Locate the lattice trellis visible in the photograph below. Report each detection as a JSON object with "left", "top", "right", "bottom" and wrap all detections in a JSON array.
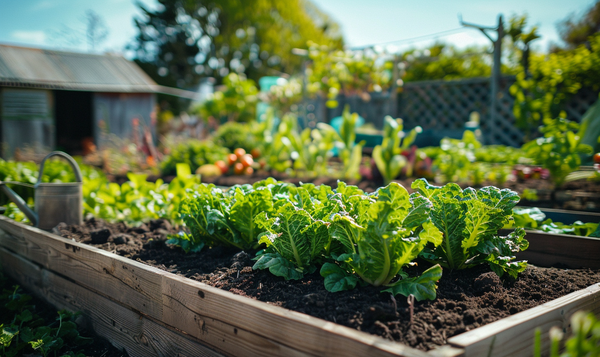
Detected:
[
  {"left": 399, "top": 77, "right": 490, "bottom": 132},
  {"left": 307, "top": 76, "right": 598, "bottom": 147}
]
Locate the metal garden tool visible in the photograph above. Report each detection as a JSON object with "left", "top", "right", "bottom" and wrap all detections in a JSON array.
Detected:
[{"left": 0, "top": 151, "right": 83, "bottom": 230}]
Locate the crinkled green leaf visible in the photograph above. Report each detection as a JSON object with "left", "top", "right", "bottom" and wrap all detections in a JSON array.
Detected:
[
  {"left": 229, "top": 187, "right": 273, "bottom": 248},
  {"left": 382, "top": 264, "right": 443, "bottom": 301},
  {"left": 413, "top": 179, "right": 528, "bottom": 275},
  {"left": 255, "top": 201, "right": 330, "bottom": 271},
  {"left": 252, "top": 252, "right": 305, "bottom": 280},
  {"left": 320, "top": 262, "right": 359, "bottom": 292},
  {"left": 329, "top": 182, "right": 435, "bottom": 287}
]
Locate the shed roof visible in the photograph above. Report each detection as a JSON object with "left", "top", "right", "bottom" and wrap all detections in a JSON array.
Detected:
[{"left": 0, "top": 44, "right": 197, "bottom": 98}]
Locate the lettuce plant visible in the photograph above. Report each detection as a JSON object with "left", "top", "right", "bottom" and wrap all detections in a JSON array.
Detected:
[
  {"left": 253, "top": 184, "right": 341, "bottom": 280},
  {"left": 411, "top": 178, "right": 529, "bottom": 278},
  {"left": 321, "top": 182, "right": 443, "bottom": 301},
  {"left": 175, "top": 181, "right": 276, "bottom": 252}
]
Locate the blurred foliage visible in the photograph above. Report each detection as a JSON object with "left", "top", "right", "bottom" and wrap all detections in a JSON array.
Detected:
[
  {"left": 0, "top": 158, "right": 104, "bottom": 206},
  {"left": 400, "top": 43, "right": 493, "bottom": 82},
  {"left": 535, "top": 311, "right": 600, "bottom": 357},
  {"left": 277, "top": 113, "right": 335, "bottom": 177},
  {"left": 83, "top": 168, "right": 201, "bottom": 225},
  {"left": 194, "top": 73, "right": 259, "bottom": 122},
  {"left": 305, "top": 42, "right": 393, "bottom": 108},
  {"left": 504, "top": 14, "right": 541, "bottom": 74},
  {"left": 131, "top": 0, "right": 342, "bottom": 113},
  {"left": 160, "top": 137, "right": 229, "bottom": 176},
  {"left": 211, "top": 122, "right": 258, "bottom": 152},
  {"left": 522, "top": 117, "right": 593, "bottom": 187},
  {"left": 557, "top": 0, "right": 600, "bottom": 50},
  {"left": 510, "top": 33, "right": 600, "bottom": 139}
]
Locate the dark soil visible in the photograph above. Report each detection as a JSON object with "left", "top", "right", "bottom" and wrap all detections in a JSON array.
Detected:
[{"left": 54, "top": 218, "right": 600, "bottom": 352}]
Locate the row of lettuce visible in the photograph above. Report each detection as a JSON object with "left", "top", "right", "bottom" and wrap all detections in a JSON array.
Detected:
[
  {"left": 172, "top": 177, "right": 528, "bottom": 301},
  {"left": 1, "top": 157, "right": 599, "bottom": 300}
]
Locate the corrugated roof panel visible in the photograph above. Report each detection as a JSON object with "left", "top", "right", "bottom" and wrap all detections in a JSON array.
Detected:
[{"left": 0, "top": 44, "right": 160, "bottom": 92}]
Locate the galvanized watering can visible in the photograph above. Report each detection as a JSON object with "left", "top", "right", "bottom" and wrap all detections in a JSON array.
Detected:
[{"left": 0, "top": 151, "right": 83, "bottom": 230}]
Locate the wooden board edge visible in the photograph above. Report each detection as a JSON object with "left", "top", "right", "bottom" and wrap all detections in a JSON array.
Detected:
[
  {"left": 0, "top": 246, "right": 225, "bottom": 357},
  {"left": 0, "top": 216, "right": 432, "bottom": 357},
  {"left": 447, "top": 283, "right": 600, "bottom": 356}
]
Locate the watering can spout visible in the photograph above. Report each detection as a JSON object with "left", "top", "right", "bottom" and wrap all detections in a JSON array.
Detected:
[{"left": 0, "top": 184, "right": 38, "bottom": 226}]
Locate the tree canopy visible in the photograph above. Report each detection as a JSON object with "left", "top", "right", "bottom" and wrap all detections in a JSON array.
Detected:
[
  {"left": 130, "top": 0, "right": 343, "bottom": 112},
  {"left": 558, "top": 0, "right": 600, "bottom": 49}
]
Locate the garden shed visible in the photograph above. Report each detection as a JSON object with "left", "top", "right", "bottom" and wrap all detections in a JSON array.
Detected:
[{"left": 0, "top": 44, "right": 194, "bottom": 158}]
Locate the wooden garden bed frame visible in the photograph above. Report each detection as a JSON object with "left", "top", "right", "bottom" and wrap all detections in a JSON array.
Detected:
[{"left": 1, "top": 215, "right": 599, "bottom": 357}]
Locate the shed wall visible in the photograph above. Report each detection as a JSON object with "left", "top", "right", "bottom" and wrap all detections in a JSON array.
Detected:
[
  {"left": 0, "top": 88, "right": 54, "bottom": 158},
  {"left": 93, "top": 93, "right": 156, "bottom": 147}
]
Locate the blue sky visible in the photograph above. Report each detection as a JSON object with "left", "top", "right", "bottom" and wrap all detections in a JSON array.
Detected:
[{"left": 0, "top": 0, "right": 596, "bottom": 56}]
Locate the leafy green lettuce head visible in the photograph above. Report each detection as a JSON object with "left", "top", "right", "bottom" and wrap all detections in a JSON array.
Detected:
[
  {"left": 322, "top": 182, "right": 443, "bottom": 301},
  {"left": 411, "top": 178, "right": 529, "bottom": 278}
]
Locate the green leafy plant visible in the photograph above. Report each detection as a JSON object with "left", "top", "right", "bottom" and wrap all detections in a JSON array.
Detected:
[
  {"left": 412, "top": 178, "right": 529, "bottom": 278},
  {"left": 318, "top": 106, "right": 365, "bottom": 179},
  {"left": 321, "top": 182, "right": 443, "bottom": 301},
  {"left": 372, "top": 116, "right": 414, "bottom": 184},
  {"left": 510, "top": 207, "right": 600, "bottom": 237},
  {"left": 433, "top": 130, "right": 481, "bottom": 183},
  {"left": 174, "top": 178, "right": 288, "bottom": 252},
  {"left": 84, "top": 164, "right": 200, "bottom": 225},
  {"left": 0, "top": 273, "right": 92, "bottom": 357},
  {"left": 253, "top": 183, "right": 341, "bottom": 279},
  {"left": 522, "top": 117, "right": 593, "bottom": 187},
  {"left": 277, "top": 114, "right": 336, "bottom": 177},
  {"left": 160, "top": 138, "right": 229, "bottom": 176}
]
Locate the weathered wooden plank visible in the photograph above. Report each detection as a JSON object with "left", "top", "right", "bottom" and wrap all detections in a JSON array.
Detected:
[
  {"left": 448, "top": 283, "right": 600, "bottom": 357},
  {"left": 0, "top": 216, "right": 432, "bottom": 357},
  {"left": 0, "top": 246, "right": 224, "bottom": 357},
  {"left": 513, "top": 230, "right": 600, "bottom": 269},
  {"left": 0, "top": 219, "right": 317, "bottom": 357},
  {"left": 0, "top": 216, "right": 166, "bottom": 318},
  {"left": 426, "top": 346, "right": 464, "bottom": 357},
  {"left": 162, "top": 274, "right": 431, "bottom": 357}
]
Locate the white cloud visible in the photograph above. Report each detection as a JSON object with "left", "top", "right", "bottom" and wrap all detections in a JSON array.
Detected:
[
  {"left": 11, "top": 31, "right": 47, "bottom": 44},
  {"left": 32, "top": 0, "right": 57, "bottom": 10}
]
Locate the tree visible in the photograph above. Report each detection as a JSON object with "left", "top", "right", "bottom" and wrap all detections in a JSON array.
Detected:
[
  {"left": 85, "top": 10, "right": 109, "bottom": 52},
  {"left": 130, "top": 0, "right": 343, "bottom": 113},
  {"left": 48, "top": 10, "right": 109, "bottom": 53},
  {"left": 505, "top": 14, "right": 540, "bottom": 75},
  {"left": 558, "top": 0, "right": 600, "bottom": 49}
]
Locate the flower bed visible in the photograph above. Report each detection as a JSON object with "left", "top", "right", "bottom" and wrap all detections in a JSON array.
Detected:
[{"left": 1, "top": 216, "right": 600, "bottom": 357}]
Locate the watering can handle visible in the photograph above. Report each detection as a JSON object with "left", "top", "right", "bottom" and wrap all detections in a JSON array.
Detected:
[{"left": 36, "top": 151, "right": 83, "bottom": 186}]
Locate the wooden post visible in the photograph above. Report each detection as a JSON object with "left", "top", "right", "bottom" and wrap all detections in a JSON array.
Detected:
[{"left": 459, "top": 14, "right": 505, "bottom": 144}]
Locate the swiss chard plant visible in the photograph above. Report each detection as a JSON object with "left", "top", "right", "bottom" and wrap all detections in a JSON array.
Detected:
[
  {"left": 321, "top": 182, "right": 443, "bottom": 301},
  {"left": 372, "top": 116, "right": 407, "bottom": 184},
  {"left": 317, "top": 106, "right": 365, "bottom": 180},
  {"left": 411, "top": 178, "right": 529, "bottom": 278}
]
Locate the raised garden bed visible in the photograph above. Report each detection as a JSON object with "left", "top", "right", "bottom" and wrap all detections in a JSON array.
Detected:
[{"left": 1, "top": 216, "right": 600, "bottom": 357}]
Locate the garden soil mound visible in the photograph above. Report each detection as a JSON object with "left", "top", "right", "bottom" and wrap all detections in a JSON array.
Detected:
[{"left": 55, "top": 218, "right": 600, "bottom": 352}]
